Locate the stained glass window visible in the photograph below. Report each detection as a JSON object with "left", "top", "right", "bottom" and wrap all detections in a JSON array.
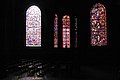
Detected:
[
  {"left": 62, "top": 15, "right": 70, "bottom": 48},
  {"left": 54, "top": 14, "right": 58, "bottom": 48},
  {"left": 90, "top": 3, "right": 107, "bottom": 46},
  {"left": 26, "top": 5, "right": 41, "bottom": 47},
  {"left": 75, "top": 16, "right": 77, "bottom": 48}
]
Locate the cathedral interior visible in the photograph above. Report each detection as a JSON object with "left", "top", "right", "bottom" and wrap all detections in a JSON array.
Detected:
[{"left": 1, "top": 0, "right": 120, "bottom": 80}]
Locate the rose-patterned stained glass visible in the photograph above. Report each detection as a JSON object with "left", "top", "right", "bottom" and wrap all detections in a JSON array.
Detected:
[
  {"left": 26, "top": 5, "right": 41, "bottom": 47},
  {"left": 62, "top": 15, "right": 70, "bottom": 48},
  {"left": 90, "top": 3, "right": 107, "bottom": 46},
  {"left": 54, "top": 14, "right": 58, "bottom": 48}
]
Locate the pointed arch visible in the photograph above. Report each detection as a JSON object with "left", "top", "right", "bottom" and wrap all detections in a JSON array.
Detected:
[
  {"left": 54, "top": 14, "right": 58, "bottom": 48},
  {"left": 26, "top": 5, "right": 41, "bottom": 47},
  {"left": 62, "top": 15, "right": 70, "bottom": 48},
  {"left": 90, "top": 3, "right": 107, "bottom": 46}
]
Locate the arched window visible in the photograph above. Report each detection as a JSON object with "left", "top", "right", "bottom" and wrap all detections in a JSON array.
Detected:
[
  {"left": 26, "top": 5, "right": 41, "bottom": 47},
  {"left": 62, "top": 15, "right": 70, "bottom": 48},
  {"left": 54, "top": 14, "right": 58, "bottom": 48},
  {"left": 75, "top": 16, "right": 77, "bottom": 48},
  {"left": 90, "top": 3, "right": 107, "bottom": 46}
]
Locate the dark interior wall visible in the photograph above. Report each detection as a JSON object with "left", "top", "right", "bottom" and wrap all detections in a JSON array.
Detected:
[
  {"left": 2, "top": 0, "right": 120, "bottom": 64},
  {"left": 1, "top": 0, "right": 120, "bottom": 79}
]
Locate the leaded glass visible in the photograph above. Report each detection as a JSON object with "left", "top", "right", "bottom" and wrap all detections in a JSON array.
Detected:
[
  {"left": 54, "top": 14, "right": 58, "bottom": 48},
  {"left": 26, "top": 5, "right": 41, "bottom": 47},
  {"left": 90, "top": 3, "right": 107, "bottom": 46},
  {"left": 62, "top": 15, "right": 70, "bottom": 48}
]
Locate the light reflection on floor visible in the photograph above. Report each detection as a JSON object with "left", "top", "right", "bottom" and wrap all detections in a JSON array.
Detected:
[
  {"left": 18, "top": 77, "right": 43, "bottom": 80},
  {"left": 2, "top": 73, "right": 43, "bottom": 80},
  {"left": 1, "top": 59, "right": 114, "bottom": 80}
]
